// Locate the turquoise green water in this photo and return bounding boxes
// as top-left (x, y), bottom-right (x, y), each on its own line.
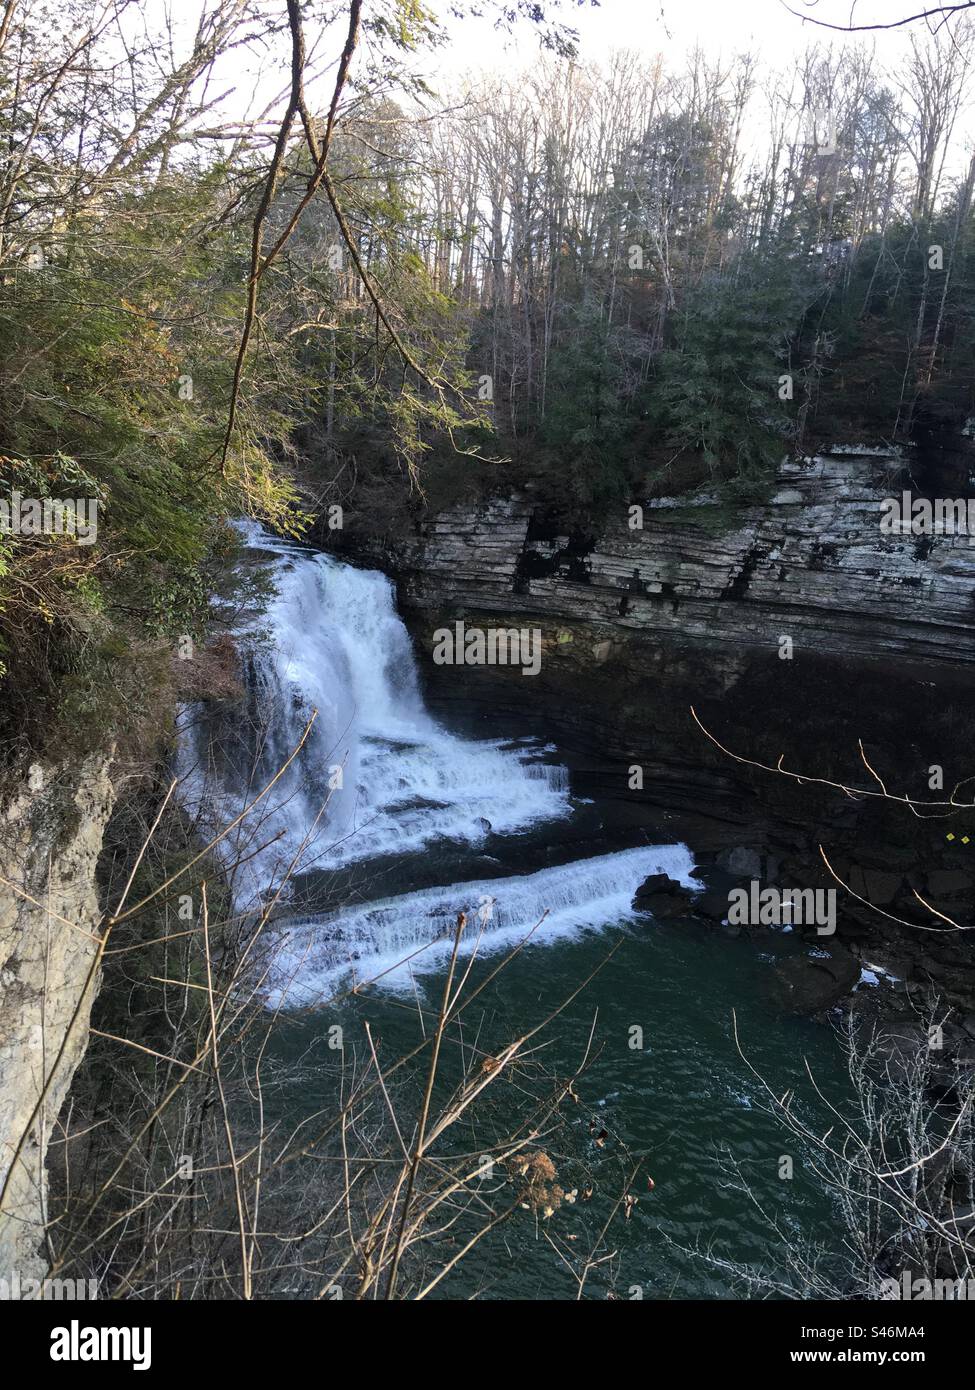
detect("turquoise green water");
top-left (267, 904), bottom-right (851, 1299)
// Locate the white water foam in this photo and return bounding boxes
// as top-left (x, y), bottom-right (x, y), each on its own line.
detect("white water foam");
top-left (178, 523), bottom-right (570, 907)
top-left (263, 843), bottom-right (697, 1006)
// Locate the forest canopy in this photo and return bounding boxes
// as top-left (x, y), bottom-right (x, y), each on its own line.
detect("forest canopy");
top-left (3, 0), bottom-right (975, 739)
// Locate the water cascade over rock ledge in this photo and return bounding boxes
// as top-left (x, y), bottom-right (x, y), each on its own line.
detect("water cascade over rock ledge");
top-left (177, 524), bottom-right (696, 1007)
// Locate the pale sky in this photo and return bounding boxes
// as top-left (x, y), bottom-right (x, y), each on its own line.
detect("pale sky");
top-left (410, 0), bottom-right (975, 181)
top-left (144, 0), bottom-right (963, 110)
top-left (125, 0), bottom-right (975, 174)
top-left (428, 0), bottom-right (931, 74)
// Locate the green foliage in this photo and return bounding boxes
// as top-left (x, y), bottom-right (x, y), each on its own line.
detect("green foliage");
top-left (647, 255), bottom-right (808, 480)
top-left (0, 172), bottom-right (309, 749)
top-left (537, 303), bottom-right (643, 510)
top-left (809, 215), bottom-right (975, 438)
top-left (281, 101), bottom-right (493, 481)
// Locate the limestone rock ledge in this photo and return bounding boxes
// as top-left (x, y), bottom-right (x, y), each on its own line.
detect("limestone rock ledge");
top-left (0, 753), bottom-right (116, 1282)
top-left (351, 451), bottom-right (975, 786)
top-left (391, 452), bottom-right (975, 670)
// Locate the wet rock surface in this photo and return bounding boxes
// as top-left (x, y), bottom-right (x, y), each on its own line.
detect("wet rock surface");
top-left (772, 946), bottom-right (862, 1015)
top-left (632, 873), bottom-right (697, 918)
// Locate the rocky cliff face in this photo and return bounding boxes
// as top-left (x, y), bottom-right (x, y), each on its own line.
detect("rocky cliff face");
top-left (0, 754), bottom-right (116, 1284)
top-left (341, 448), bottom-right (975, 1009)
top-left (393, 449), bottom-right (975, 670)
top-left (367, 450), bottom-right (975, 769)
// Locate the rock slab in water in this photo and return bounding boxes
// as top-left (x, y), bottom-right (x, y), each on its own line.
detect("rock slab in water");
top-left (693, 889), bottom-right (734, 923)
top-left (772, 946), bottom-right (860, 1015)
top-left (632, 873), bottom-right (696, 918)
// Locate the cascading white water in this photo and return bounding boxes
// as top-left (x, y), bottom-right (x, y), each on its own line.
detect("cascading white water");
top-left (178, 523), bottom-right (571, 906)
top-left (179, 522), bottom-right (696, 1003)
top-left (265, 844), bottom-right (698, 1006)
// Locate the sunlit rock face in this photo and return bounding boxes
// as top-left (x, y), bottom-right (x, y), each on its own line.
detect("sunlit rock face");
top-left (0, 754), bottom-right (116, 1281)
top-left (391, 451), bottom-right (975, 671)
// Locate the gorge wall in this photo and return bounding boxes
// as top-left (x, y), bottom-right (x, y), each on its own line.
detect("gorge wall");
top-left (0, 754), bottom-right (116, 1283)
top-left (4, 446), bottom-right (975, 1282)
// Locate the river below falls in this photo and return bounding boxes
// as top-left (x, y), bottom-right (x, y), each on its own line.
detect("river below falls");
top-left (177, 524), bottom-right (855, 1299)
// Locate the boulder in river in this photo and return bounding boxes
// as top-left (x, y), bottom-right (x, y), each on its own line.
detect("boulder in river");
top-left (772, 946), bottom-right (860, 1015)
top-left (693, 889), bottom-right (734, 924)
top-left (632, 873), bottom-right (696, 918)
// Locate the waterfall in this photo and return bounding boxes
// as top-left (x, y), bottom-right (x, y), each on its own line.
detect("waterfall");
top-left (178, 523), bottom-right (571, 906)
top-left (178, 523), bottom-right (694, 1002)
top-left (264, 844), bottom-right (698, 1006)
